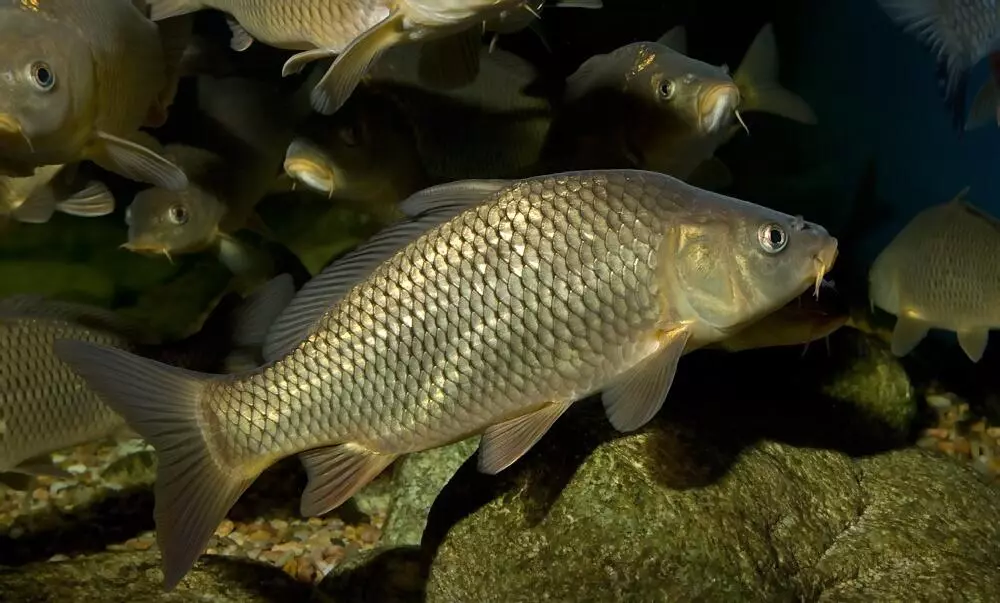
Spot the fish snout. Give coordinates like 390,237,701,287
698,84,740,134
284,156,336,196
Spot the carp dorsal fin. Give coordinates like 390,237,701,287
656,26,687,53
262,179,510,361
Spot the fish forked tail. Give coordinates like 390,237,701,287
732,23,817,125
876,0,969,99
53,341,255,591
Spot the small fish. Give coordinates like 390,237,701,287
0,276,294,491
869,188,1000,362
0,164,115,224
0,0,188,190
124,77,304,273
57,170,837,589
545,23,816,184
876,0,1000,130
284,92,423,224
714,287,848,353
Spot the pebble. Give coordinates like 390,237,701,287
215,519,235,538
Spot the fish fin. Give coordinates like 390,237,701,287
398,179,510,217
11,186,58,224
149,15,194,128
282,49,338,77
601,327,690,432
148,0,203,21
91,131,189,191
226,15,254,51
216,233,257,277
262,186,501,361
876,0,968,99
965,76,1000,130
957,329,989,363
889,315,929,357
231,273,296,348
733,24,817,124
52,340,249,591
478,401,573,474
311,12,407,115
55,181,116,217
298,443,398,516
656,26,687,53
12,455,73,479
0,472,35,491
686,157,732,191
417,30,483,90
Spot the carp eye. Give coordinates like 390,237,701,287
168,204,189,225
758,223,788,254
29,62,55,91
658,79,676,100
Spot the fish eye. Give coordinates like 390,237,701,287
29,62,55,91
758,223,788,254
658,79,676,100
168,204,189,225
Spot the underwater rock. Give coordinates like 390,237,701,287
820,330,915,440
423,405,1000,602
380,438,479,547
0,550,310,602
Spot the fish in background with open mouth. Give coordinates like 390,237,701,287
544,23,816,187
57,169,836,589
0,275,295,492
0,163,115,225
0,0,189,191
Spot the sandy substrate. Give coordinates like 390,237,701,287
0,438,384,584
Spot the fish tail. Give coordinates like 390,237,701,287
53,340,255,590
733,23,817,125
149,0,204,21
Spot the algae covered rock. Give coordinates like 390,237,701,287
0,550,311,602
423,402,1000,602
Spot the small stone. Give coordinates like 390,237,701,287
215,520,235,538
925,394,953,410
32,488,48,502
47,554,69,562
270,519,289,532
65,464,87,475
986,427,1000,438
249,529,272,543
295,558,316,583
10,527,23,539
307,517,323,527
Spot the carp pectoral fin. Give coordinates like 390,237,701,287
957,329,990,363
310,12,407,115
478,400,574,475
55,181,116,217
890,316,929,357
12,185,58,224
602,326,690,432
226,15,254,51
282,48,338,77
298,443,398,517
91,131,189,191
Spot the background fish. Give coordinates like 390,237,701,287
869,188,1000,362
0,276,293,491
714,286,848,353
876,0,1000,130
0,164,114,225
57,169,837,589
298,0,600,114
125,76,307,273
543,24,816,186
0,0,188,190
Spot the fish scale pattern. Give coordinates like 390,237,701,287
210,172,683,463
221,0,390,52
0,319,130,470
